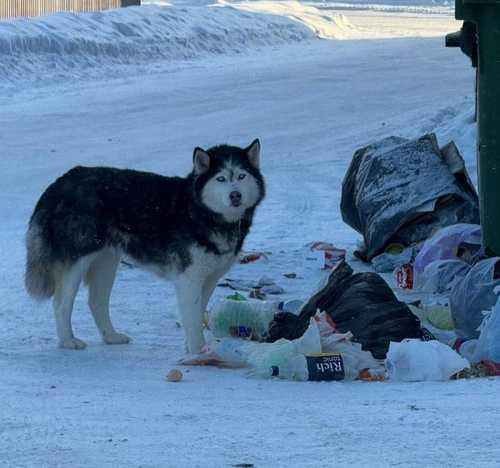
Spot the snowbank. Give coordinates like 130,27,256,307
222,0,454,40
0,4,315,89
224,0,362,39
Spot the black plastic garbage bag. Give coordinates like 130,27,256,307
341,134,479,261
451,257,500,340
266,261,422,359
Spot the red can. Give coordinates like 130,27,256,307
396,263,414,289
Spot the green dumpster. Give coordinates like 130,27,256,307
454,0,500,256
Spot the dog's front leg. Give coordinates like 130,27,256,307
201,273,222,315
174,277,205,354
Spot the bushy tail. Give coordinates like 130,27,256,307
25,218,55,300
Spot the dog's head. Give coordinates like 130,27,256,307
192,139,265,223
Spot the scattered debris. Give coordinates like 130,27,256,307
307,241,346,269
452,360,500,379
372,244,415,273
395,263,415,290
249,289,267,300
218,279,257,291
218,276,284,296
238,251,270,264
166,369,183,382
226,292,247,302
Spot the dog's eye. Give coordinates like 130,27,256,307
216,176,226,182
238,174,246,180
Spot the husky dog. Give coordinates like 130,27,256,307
25,140,265,353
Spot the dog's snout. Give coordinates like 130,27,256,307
230,191,242,206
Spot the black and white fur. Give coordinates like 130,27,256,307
25,140,265,353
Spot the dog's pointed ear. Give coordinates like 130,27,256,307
193,147,210,175
246,139,261,169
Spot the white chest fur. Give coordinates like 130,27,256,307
187,232,238,279
189,246,235,277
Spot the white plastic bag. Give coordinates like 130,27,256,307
473,288,500,364
385,339,469,382
451,257,500,339
458,339,478,363
414,223,481,286
419,260,470,294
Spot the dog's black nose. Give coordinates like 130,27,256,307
230,191,242,206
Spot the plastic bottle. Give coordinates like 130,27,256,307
248,339,302,379
248,320,359,381
269,354,309,381
203,318,317,368
209,299,279,340
207,337,268,368
247,319,319,378
268,353,359,381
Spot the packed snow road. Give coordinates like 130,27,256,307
1,3,498,468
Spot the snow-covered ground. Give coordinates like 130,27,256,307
1,2,497,467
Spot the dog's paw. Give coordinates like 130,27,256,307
59,337,87,350
103,332,131,345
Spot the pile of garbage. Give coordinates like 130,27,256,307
183,294,387,381
338,133,498,377
183,258,499,382
183,247,500,381
394,223,500,370
180,134,499,382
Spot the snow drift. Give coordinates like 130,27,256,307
0,4,316,89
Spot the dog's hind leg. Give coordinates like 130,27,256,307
53,259,90,350
86,248,131,345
